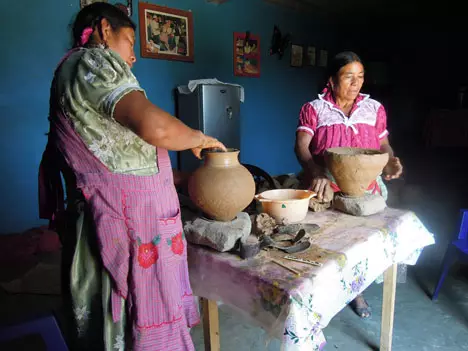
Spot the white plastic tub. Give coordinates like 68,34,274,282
255,189,316,224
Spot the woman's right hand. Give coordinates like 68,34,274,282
191,133,227,159
311,177,332,202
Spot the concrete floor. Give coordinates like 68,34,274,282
1,145,468,350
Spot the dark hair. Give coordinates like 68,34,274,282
72,2,136,47
327,51,362,81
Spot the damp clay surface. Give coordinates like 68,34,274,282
324,147,389,197
188,148,255,222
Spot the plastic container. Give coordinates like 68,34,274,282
255,189,316,224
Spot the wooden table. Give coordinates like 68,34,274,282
187,209,434,351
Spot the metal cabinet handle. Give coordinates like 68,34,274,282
226,106,233,119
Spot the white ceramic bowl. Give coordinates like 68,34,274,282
255,189,316,224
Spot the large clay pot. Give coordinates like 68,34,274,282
188,148,255,222
324,147,389,197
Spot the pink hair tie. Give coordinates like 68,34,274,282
80,27,94,46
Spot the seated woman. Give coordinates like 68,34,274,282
294,51,403,318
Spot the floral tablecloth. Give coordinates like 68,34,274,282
187,208,435,350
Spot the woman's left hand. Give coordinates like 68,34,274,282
383,157,403,180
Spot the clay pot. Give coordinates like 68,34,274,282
188,148,255,222
324,147,389,197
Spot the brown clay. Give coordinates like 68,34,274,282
188,148,255,222
324,147,389,197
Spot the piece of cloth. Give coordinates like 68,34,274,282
188,208,435,351
39,47,199,350
177,78,245,102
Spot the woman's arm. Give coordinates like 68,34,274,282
380,137,403,180
295,132,324,177
114,91,224,155
379,137,394,158
295,132,331,200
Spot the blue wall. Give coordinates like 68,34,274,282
0,0,335,233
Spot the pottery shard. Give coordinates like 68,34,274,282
333,193,387,216
184,212,251,252
325,147,389,197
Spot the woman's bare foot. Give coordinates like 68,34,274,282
350,293,371,319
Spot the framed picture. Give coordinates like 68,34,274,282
115,1,133,16
234,32,260,78
306,46,316,66
318,49,328,67
80,0,107,8
291,45,303,67
138,2,194,62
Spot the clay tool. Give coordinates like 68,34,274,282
283,255,323,267
270,258,301,275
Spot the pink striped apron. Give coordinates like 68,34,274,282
39,49,199,350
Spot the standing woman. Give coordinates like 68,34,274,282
294,51,403,318
39,3,225,350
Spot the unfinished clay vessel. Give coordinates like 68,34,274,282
324,147,389,197
188,148,255,222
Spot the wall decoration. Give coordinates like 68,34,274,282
234,32,260,78
306,46,316,66
115,1,133,16
269,25,291,60
138,2,194,62
318,49,328,67
80,0,107,8
290,45,303,67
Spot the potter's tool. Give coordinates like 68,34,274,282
292,229,306,243
270,258,301,275
239,235,261,259
283,255,323,267
276,223,320,234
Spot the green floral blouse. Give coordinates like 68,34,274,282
56,48,158,176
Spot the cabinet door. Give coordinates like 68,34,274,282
200,85,241,150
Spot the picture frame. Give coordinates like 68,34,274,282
306,46,316,66
234,32,261,78
291,44,303,67
80,0,107,8
138,2,194,62
318,49,328,67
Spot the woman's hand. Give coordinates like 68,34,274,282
383,156,403,180
191,134,227,159
311,177,333,202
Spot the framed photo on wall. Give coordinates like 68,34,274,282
80,0,107,8
291,44,303,67
318,49,328,67
306,46,316,66
234,32,260,78
138,2,194,62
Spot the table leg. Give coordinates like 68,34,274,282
201,298,220,351
380,263,397,351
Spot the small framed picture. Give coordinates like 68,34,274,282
318,49,328,67
306,46,316,66
80,0,107,9
291,44,303,67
